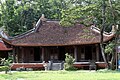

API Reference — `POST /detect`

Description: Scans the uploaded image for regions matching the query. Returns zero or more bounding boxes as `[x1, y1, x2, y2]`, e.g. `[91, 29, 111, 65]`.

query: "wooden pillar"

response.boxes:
[16, 47, 18, 63]
[41, 47, 44, 61]
[46, 47, 50, 61]
[92, 46, 96, 60]
[42, 47, 49, 62]
[13, 48, 15, 63]
[74, 46, 77, 62]
[21, 47, 24, 63]
[92, 47, 94, 60]
[96, 44, 99, 61]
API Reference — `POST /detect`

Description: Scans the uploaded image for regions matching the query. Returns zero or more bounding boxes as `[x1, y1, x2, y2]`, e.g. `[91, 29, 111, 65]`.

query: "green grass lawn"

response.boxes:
[0, 70, 120, 80]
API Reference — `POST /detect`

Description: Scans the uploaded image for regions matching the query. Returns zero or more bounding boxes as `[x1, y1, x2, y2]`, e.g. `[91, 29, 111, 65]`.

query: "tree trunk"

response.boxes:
[100, 0, 109, 69]
[100, 44, 109, 69]
[5, 70, 8, 74]
[109, 0, 118, 70]
[110, 53, 116, 69]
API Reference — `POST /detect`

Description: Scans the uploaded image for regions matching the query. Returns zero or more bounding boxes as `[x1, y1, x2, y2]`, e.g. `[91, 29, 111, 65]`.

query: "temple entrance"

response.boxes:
[58, 47, 66, 60]
[34, 47, 41, 61]
[49, 47, 66, 61]
[85, 46, 92, 60]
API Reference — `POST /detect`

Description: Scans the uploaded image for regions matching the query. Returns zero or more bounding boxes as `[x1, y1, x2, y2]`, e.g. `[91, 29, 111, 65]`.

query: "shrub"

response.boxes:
[1, 58, 12, 66]
[64, 53, 77, 71]
[0, 58, 12, 74]
[0, 66, 9, 71]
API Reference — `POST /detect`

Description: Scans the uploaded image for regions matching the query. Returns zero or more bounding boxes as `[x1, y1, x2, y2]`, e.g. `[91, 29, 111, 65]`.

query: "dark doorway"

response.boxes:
[34, 47, 41, 61]
[59, 47, 66, 60]
[0, 51, 8, 59]
[85, 46, 92, 60]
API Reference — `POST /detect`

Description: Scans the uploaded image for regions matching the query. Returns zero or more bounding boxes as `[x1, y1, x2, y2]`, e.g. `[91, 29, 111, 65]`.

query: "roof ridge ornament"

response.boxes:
[111, 25, 118, 34]
[0, 31, 9, 39]
[35, 14, 46, 32]
[40, 14, 47, 22]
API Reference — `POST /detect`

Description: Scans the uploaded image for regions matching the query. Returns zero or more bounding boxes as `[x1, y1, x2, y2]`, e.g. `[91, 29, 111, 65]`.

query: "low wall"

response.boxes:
[11, 62, 107, 70]
[73, 62, 107, 69]
[11, 63, 44, 70]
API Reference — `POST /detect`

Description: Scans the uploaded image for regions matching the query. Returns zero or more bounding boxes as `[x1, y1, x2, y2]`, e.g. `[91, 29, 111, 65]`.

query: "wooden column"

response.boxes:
[41, 47, 44, 61]
[46, 47, 50, 61]
[92, 47, 94, 60]
[42, 47, 49, 62]
[92, 46, 96, 60]
[96, 44, 99, 61]
[13, 47, 16, 63]
[21, 47, 24, 63]
[74, 46, 77, 62]
[16, 47, 18, 63]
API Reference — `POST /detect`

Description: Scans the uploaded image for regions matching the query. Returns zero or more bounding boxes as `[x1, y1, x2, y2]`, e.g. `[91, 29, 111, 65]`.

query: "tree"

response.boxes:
[105, 41, 115, 61]
[100, 0, 109, 69]
[60, 0, 101, 27]
[0, 0, 37, 36]
[0, 0, 69, 36]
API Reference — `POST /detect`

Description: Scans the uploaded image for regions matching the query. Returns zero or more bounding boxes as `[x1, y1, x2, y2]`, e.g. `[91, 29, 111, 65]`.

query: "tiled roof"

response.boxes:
[4, 20, 114, 46]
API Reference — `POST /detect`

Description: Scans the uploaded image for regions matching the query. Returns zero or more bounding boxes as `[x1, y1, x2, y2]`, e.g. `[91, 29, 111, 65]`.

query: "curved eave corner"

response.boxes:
[91, 25, 115, 42]
[0, 40, 12, 51]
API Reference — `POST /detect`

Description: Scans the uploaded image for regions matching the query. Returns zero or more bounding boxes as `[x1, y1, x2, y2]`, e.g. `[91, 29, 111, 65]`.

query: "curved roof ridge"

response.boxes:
[0, 17, 43, 40]
[12, 29, 35, 40]
[91, 25, 115, 37]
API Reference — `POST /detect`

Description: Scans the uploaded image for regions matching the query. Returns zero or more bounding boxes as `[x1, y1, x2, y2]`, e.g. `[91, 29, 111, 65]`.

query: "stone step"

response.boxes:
[52, 63, 61, 70]
[48, 62, 64, 70]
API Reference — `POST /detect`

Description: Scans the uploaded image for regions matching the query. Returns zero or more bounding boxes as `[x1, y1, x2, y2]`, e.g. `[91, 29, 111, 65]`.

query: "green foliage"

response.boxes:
[0, 0, 33, 36]
[65, 53, 75, 66]
[0, 58, 12, 74]
[0, 66, 9, 71]
[8, 53, 13, 63]
[0, 0, 68, 36]
[105, 42, 115, 54]
[60, 1, 100, 27]
[60, 0, 120, 31]
[1, 58, 12, 66]
[64, 53, 77, 71]
[0, 0, 120, 36]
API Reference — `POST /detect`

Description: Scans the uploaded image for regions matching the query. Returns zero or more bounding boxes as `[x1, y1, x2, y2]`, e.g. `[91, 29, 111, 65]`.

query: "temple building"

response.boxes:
[0, 15, 115, 70]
